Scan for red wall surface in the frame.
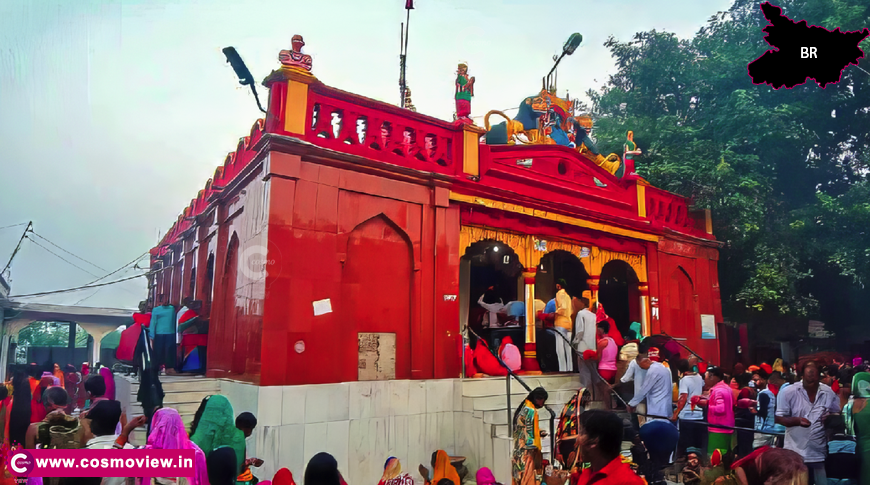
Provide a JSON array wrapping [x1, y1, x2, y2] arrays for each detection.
[[259, 152, 461, 386], [650, 242, 722, 364]]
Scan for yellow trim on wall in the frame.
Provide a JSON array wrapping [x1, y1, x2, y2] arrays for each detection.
[[637, 184, 647, 218], [462, 129, 480, 177], [284, 80, 309, 135], [450, 192, 660, 243]]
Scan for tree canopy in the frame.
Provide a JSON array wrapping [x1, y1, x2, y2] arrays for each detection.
[[18, 322, 89, 348], [589, 0, 870, 343]]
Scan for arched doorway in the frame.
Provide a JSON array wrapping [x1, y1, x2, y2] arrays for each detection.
[[341, 215, 413, 380], [599, 260, 641, 338], [665, 267, 696, 341], [203, 253, 216, 317], [460, 239, 524, 352], [223, 234, 246, 375], [535, 250, 590, 306]]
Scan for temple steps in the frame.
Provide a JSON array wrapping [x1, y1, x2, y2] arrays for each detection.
[[456, 374, 603, 483], [117, 374, 220, 446]]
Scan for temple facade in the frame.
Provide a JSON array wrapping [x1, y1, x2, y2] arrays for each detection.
[[148, 42, 723, 481], [150, 64, 722, 386]]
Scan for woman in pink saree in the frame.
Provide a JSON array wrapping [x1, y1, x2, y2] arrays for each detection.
[[138, 408, 208, 485], [99, 367, 116, 401]]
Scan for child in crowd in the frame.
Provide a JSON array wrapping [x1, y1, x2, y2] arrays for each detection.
[[236, 412, 265, 484]]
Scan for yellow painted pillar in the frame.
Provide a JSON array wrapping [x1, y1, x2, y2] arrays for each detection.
[[638, 282, 650, 338]]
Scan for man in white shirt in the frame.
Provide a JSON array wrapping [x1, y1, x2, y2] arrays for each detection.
[[573, 296, 598, 389], [621, 350, 648, 428], [671, 359, 705, 459], [775, 360, 840, 485]]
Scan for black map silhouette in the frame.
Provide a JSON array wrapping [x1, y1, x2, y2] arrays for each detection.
[[747, 2, 869, 89]]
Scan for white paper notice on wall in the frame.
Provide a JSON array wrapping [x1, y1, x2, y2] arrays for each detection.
[[701, 314, 716, 339], [313, 298, 333, 316]]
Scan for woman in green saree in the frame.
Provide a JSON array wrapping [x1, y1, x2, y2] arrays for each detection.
[[190, 395, 246, 479]]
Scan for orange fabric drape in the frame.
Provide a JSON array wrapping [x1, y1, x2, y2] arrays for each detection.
[[432, 451, 460, 485]]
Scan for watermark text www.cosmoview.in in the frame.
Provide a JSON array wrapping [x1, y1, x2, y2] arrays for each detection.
[[6, 450, 195, 478]]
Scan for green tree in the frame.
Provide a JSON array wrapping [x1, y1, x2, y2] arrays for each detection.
[[588, 0, 870, 335], [17, 322, 89, 348]]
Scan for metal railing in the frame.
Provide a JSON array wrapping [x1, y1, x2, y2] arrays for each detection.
[[465, 326, 558, 462]]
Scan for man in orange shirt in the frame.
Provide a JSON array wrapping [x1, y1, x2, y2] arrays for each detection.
[[573, 410, 646, 485]]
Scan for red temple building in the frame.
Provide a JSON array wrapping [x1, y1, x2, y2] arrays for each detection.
[[148, 38, 723, 482]]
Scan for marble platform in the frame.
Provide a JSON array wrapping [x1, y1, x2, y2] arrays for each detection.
[[121, 374, 586, 485], [223, 375, 585, 485]]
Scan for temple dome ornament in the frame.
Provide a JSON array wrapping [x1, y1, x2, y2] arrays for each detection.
[[278, 34, 313, 72]]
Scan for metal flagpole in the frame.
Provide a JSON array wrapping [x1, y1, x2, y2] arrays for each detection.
[[400, 0, 414, 108]]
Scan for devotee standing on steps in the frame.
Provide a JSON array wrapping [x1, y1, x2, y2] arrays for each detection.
[[592, 321, 618, 408], [512, 387, 548, 485], [553, 280, 573, 373], [621, 345, 648, 429], [150, 295, 178, 374], [573, 297, 597, 389], [626, 347, 677, 482], [776, 359, 840, 485]]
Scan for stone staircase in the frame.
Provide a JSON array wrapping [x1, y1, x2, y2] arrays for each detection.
[[118, 374, 221, 445], [454, 374, 605, 484]]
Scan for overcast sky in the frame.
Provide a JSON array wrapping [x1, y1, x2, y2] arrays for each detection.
[[0, 0, 734, 310]]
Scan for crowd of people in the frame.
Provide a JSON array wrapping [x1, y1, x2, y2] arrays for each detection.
[[508, 343, 870, 485], [2, 363, 478, 485]]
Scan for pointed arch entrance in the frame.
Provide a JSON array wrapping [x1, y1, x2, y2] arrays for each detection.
[[341, 214, 413, 380], [664, 266, 697, 342], [460, 239, 524, 349], [535, 250, 590, 305], [598, 260, 641, 338]]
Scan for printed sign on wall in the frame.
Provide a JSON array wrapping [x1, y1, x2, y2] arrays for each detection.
[[701, 314, 716, 339], [358, 333, 397, 381]]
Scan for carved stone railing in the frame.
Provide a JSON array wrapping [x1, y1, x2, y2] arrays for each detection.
[[645, 186, 707, 236], [300, 83, 466, 177]]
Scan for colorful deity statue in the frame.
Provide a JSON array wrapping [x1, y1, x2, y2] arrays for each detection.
[[622, 131, 643, 182], [454, 62, 475, 125], [279, 34, 313, 72]]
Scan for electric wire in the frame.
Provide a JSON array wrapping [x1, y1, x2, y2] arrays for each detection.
[[0, 222, 29, 232], [25, 236, 101, 278], [74, 256, 149, 305], [29, 231, 108, 272], [82, 250, 150, 286], [10, 271, 152, 298]]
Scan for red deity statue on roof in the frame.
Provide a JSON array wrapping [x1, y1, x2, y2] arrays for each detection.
[[279, 34, 313, 72]]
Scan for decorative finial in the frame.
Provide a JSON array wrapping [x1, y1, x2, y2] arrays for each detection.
[[454, 61, 475, 126], [278, 34, 313, 72], [404, 86, 417, 112]]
